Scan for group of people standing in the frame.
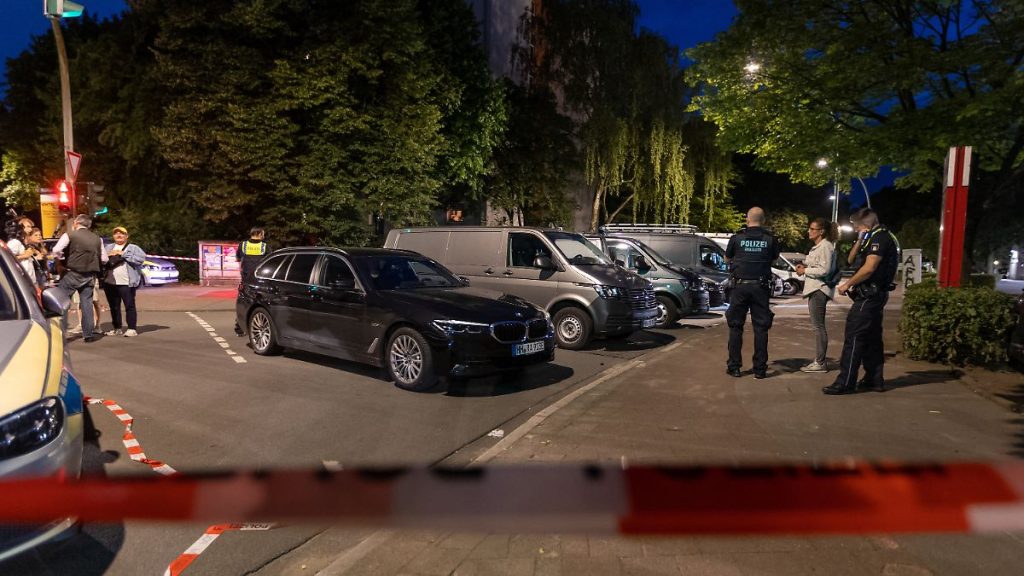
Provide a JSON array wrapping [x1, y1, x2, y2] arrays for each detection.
[[725, 206, 900, 395], [5, 213, 147, 342]]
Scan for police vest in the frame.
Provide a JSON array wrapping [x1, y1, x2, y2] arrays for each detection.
[[241, 240, 267, 259], [730, 228, 776, 280]]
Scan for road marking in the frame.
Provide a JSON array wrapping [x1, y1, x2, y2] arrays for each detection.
[[471, 359, 643, 465], [187, 312, 247, 364], [164, 523, 276, 576], [318, 530, 394, 576]]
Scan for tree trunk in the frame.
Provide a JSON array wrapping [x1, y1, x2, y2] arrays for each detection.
[[590, 185, 603, 232]]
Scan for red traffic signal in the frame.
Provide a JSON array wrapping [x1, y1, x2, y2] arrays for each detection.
[[56, 180, 75, 215]]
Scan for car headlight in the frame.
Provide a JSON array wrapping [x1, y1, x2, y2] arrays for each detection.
[[593, 285, 625, 299], [431, 319, 490, 336], [0, 397, 65, 459]]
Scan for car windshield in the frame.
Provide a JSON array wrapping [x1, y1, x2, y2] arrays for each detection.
[[543, 232, 610, 265], [359, 255, 462, 290]]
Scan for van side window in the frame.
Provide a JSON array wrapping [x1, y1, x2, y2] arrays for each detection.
[[508, 233, 552, 268], [700, 244, 727, 272], [608, 242, 638, 268]]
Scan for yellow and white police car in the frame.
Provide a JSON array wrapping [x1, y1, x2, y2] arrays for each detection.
[[0, 239, 83, 561]]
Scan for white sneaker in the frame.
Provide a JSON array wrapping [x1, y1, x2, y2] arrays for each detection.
[[123, 329, 138, 337], [105, 329, 123, 336], [800, 361, 827, 373], [68, 326, 83, 335]]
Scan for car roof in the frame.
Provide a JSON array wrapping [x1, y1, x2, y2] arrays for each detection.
[[270, 246, 420, 258], [393, 226, 572, 234]]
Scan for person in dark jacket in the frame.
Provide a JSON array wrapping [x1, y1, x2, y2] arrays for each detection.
[[52, 214, 108, 342], [234, 227, 270, 336], [724, 207, 780, 379]]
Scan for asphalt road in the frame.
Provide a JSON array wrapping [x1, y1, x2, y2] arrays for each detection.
[[3, 308, 714, 575]]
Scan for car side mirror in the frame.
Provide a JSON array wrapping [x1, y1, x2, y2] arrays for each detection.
[[41, 287, 71, 318], [533, 255, 556, 270], [634, 255, 650, 271]]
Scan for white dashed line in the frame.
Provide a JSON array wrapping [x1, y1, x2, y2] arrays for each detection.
[[187, 312, 248, 364]]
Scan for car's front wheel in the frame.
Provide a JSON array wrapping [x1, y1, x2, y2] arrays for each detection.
[[553, 307, 592, 350], [248, 308, 282, 355], [386, 328, 436, 391], [655, 295, 680, 328]]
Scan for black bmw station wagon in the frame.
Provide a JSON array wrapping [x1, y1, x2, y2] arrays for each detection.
[[236, 247, 555, 391]]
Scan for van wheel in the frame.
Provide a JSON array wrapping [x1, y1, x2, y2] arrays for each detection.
[[248, 308, 282, 355], [553, 307, 592, 350], [655, 295, 679, 328], [386, 328, 437, 391]]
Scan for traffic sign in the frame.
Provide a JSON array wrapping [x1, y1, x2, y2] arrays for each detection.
[[66, 150, 82, 182]]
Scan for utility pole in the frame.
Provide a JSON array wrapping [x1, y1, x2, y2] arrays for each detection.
[[45, 0, 85, 228]]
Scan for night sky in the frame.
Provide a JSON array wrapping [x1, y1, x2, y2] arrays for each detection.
[[0, 1, 737, 86]]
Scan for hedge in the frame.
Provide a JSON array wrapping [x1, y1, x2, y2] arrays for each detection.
[[899, 283, 1017, 366]]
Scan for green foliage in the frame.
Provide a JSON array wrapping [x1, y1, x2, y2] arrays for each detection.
[[966, 274, 997, 289], [897, 218, 940, 264], [486, 82, 576, 227], [900, 285, 1017, 366], [766, 208, 808, 251], [519, 0, 734, 231], [687, 0, 1024, 266], [0, 152, 38, 209]]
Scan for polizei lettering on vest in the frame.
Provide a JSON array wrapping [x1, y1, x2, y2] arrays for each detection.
[[740, 240, 769, 250]]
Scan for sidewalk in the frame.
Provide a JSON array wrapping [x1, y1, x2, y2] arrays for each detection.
[[252, 301, 1024, 575]]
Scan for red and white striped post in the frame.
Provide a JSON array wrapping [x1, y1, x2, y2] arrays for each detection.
[[937, 146, 972, 288]]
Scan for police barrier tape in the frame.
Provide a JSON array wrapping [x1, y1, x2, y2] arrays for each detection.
[[87, 398, 178, 476], [147, 255, 200, 262], [4, 462, 1024, 534]]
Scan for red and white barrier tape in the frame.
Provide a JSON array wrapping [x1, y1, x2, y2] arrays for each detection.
[[164, 523, 274, 576], [87, 398, 178, 476], [148, 255, 200, 262], [86, 396, 273, 574], [4, 462, 1024, 534]]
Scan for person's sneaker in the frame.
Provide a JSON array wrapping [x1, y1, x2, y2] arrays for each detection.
[[123, 329, 139, 337], [68, 326, 83, 335], [105, 329, 123, 336], [800, 361, 827, 373], [83, 335, 101, 343]]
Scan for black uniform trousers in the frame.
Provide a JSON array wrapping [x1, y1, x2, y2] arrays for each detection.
[[726, 281, 773, 373], [832, 291, 888, 390]]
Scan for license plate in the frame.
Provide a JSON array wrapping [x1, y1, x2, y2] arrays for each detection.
[[642, 317, 657, 328], [513, 341, 545, 356]]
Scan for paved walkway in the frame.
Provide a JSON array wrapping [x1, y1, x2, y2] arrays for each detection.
[[247, 296, 1024, 576]]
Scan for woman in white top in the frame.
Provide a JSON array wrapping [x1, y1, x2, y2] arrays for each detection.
[[795, 218, 837, 373], [6, 217, 40, 286], [102, 226, 147, 337]]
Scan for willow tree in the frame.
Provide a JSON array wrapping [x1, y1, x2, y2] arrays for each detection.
[[517, 0, 733, 231]]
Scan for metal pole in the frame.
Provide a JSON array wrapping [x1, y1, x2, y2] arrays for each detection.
[[51, 18, 75, 221], [856, 176, 871, 209]]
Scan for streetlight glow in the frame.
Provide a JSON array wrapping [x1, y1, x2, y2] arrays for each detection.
[[744, 61, 761, 74], [839, 225, 854, 234], [828, 195, 836, 201], [816, 158, 829, 169]]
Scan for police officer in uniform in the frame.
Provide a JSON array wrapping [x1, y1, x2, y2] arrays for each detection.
[[234, 226, 270, 336], [725, 207, 780, 379], [823, 208, 900, 395]]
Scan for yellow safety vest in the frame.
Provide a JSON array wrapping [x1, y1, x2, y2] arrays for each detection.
[[242, 240, 266, 257]]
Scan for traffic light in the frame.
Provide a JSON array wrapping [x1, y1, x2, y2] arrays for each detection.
[[87, 183, 106, 217], [56, 180, 75, 215], [44, 0, 85, 18]]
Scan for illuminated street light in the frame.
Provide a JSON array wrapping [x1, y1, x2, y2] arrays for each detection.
[[828, 195, 836, 201], [744, 61, 761, 75], [839, 225, 854, 234], [816, 158, 829, 169]]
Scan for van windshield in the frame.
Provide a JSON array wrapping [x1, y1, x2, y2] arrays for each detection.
[[544, 232, 611, 266]]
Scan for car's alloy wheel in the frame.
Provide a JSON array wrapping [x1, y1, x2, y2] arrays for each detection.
[[553, 307, 592, 350], [386, 328, 436, 391], [249, 308, 281, 355]]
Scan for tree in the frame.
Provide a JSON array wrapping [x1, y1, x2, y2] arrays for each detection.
[[767, 208, 810, 252], [898, 217, 941, 263], [517, 0, 734, 231], [688, 0, 1024, 270]]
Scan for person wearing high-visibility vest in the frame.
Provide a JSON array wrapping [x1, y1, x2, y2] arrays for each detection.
[[234, 227, 270, 336]]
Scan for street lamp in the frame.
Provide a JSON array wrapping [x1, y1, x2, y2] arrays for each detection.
[[744, 61, 761, 75], [817, 158, 839, 223]]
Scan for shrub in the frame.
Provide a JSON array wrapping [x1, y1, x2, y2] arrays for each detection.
[[966, 273, 996, 289], [900, 284, 1017, 366]]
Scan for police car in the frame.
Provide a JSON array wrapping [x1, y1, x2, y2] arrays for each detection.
[[140, 257, 180, 286], [0, 239, 84, 561]]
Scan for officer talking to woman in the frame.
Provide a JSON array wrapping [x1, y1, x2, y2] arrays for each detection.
[[725, 207, 780, 379], [823, 207, 900, 395]]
